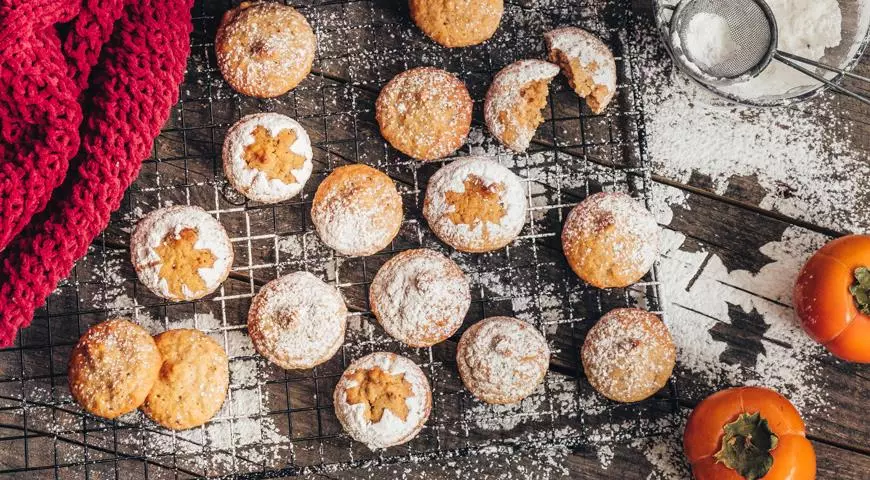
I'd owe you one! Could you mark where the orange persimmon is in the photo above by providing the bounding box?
[794,234,870,363]
[684,386,816,480]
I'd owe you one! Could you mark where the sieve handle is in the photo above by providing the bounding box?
[777,51,870,84]
[774,52,870,106]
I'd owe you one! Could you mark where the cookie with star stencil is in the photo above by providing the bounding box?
[131,206,234,301]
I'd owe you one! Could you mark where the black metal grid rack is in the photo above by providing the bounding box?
[0,0,680,478]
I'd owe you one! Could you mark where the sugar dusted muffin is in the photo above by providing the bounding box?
[376,67,473,161]
[369,248,470,347]
[409,0,504,48]
[131,206,234,301]
[544,27,617,114]
[484,59,560,152]
[223,113,313,203]
[582,308,675,403]
[68,319,162,419]
[248,271,347,370]
[561,192,660,289]
[215,2,316,98]
[456,316,550,404]
[423,157,526,253]
[334,352,432,449]
[311,164,403,256]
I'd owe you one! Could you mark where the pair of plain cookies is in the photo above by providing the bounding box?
[485,28,617,153]
[582,308,675,403]
[248,271,348,370]
[131,205,234,302]
[69,320,229,430]
[216,2,315,98]
[333,352,432,449]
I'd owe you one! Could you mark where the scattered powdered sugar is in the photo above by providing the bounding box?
[457,316,550,404]
[247,271,347,370]
[656,218,830,413]
[222,112,313,203]
[369,249,471,347]
[130,205,233,300]
[683,12,737,70]
[334,352,431,450]
[638,29,870,233]
[462,373,597,432]
[484,59,560,151]
[423,156,527,251]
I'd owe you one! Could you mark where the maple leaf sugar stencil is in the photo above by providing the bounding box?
[154,228,217,299]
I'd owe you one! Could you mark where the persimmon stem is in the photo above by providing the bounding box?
[713,412,779,480]
[851,267,870,315]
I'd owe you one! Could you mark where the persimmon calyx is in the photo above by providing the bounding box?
[851,267,870,315]
[713,412,779,480]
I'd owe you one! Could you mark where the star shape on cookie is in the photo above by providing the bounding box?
[345,366,414,423]
[445,175,507,228]
[154,228,217,299]
[244,126,306,184]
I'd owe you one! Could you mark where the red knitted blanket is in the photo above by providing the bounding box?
[0,0,193,345]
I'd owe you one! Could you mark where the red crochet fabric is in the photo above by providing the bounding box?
[0,0,193,345]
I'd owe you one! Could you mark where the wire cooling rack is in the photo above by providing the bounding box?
[0,0,679,478]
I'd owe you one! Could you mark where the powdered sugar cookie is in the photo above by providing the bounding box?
[370,249,470,347]
[376,67,472,161]
[216,2,316,98]
[561,192,660,289]
[141,329,229,430]
[582,308,675,403]
[423,157,527,253]
[247,271,348,370]
[484,59,560,152]
[334,352,432,449]
[68,319,162,419]
[456,316,550,404]
[311,164,403,256]
[409,0,503,48]
[131,206,234,301]
[222,113,313,203]
[544,27,617,114]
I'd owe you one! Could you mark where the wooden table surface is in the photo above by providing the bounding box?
[0,0,868,479]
